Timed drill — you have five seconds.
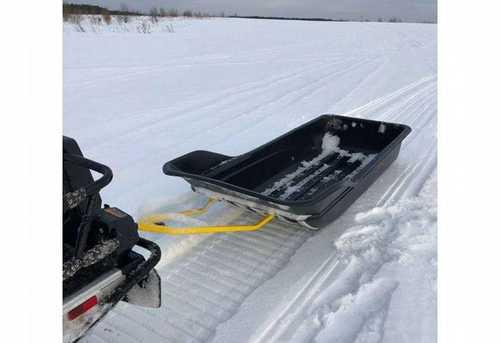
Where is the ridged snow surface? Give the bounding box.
[64,18,436,343]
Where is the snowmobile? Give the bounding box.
[63,136,161,343]
[139,114,411,232]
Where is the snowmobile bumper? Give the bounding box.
[63,237,161,343]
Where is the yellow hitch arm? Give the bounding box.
[138,214,274,235]
[137,198,274,235]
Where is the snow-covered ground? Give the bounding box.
[64,17,436,343]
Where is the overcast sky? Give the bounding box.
[77,0,437,22]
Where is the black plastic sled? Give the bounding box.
[163,115,411,229]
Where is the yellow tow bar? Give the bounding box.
[138,198,274,235]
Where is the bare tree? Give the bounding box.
[69,15,85,32]
[165,23,174,33]
[388,17,402,23]
[117,3,130,23]
[150,7,159,23]
[102,10,112,25]
[116,15,129,24]
[89,16,102,25]
[63,7,71,21]
[137,20,152,33]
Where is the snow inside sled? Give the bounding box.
[163,115,411,229]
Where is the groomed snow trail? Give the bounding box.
[88,218,312,343]
[65,18,436,343]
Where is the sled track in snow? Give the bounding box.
[85,217,312,343]
[90,56,376,171]
[245,79,437,343]
[81,54,368,154]
[254,79,436,343]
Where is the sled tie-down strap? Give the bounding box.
[138,198,274,235]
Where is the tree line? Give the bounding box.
[63,3,140,17]
[63,3,215,20]
[63,3,413,24]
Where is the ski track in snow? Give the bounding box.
[65,18,436,343]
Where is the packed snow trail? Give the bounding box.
[86,216,312,343]
[64,18,436,343]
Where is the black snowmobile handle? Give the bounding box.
[63,153,113,197]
